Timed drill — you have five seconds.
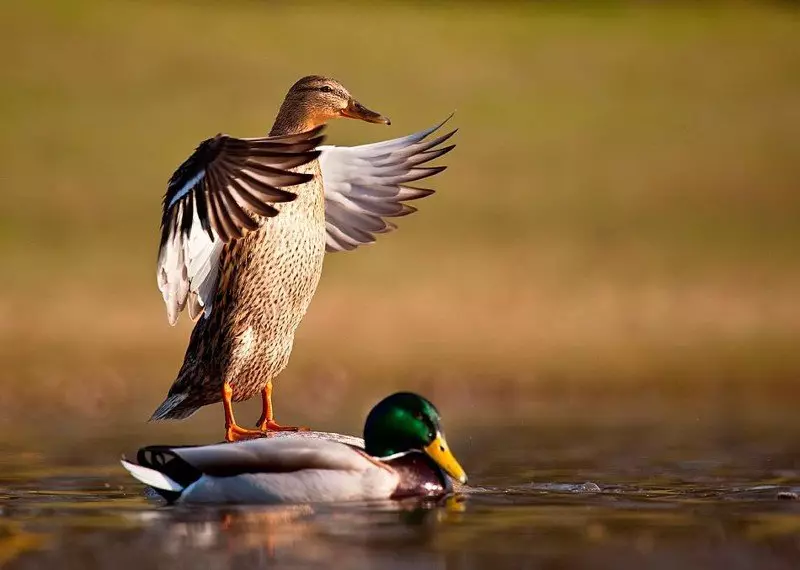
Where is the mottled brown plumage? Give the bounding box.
[167,160,325,412]
[150,76,456,441]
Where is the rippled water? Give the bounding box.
[2,421,799,569]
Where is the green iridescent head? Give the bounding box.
[363,392,467,484]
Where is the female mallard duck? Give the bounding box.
[126,393,466,504]
[149,76,456,441]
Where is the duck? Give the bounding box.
[124,392,467,504]
[148,75,456,442]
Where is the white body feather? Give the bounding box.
[180,468,398,504]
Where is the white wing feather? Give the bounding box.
[319,116,456,252]
[157,195,224,325]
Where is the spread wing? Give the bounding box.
[319,116,456,252]
[157,127,325,325]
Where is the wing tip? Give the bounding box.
[398,185,436,201]
[431,111,456,132]
[397,203,418,217]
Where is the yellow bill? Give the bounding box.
[424,433,467,484]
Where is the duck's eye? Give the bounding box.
[319,85,333,93]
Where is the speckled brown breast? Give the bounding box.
[177,161,326,404]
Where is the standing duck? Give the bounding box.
[128,393,466,504]
[150,76,456,441]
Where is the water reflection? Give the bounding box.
[6,482,800,570]
[0,522,49,567]
[123,495,464,564]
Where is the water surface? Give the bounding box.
[1,421,799,569]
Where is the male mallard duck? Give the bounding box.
[149,76,456,441]
[126,393,466,504]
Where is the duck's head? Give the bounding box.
[272,75,390,135]
[363,392,467,484]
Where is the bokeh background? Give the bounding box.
[1,1,799,448]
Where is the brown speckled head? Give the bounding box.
[270,75,390,136]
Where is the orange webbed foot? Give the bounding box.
[225,423,268,442]
[256,418,310,433]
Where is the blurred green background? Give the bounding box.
[1,1,798,444]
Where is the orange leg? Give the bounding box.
[256,380,309,432]
[223,382,266,442]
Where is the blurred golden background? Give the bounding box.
[1,1,798,444]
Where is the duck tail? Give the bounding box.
[149,392,198,421]
[121,459,184,493]
[122,445,204,503]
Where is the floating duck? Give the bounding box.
[127,393,467,504]
[149,76,455,441]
